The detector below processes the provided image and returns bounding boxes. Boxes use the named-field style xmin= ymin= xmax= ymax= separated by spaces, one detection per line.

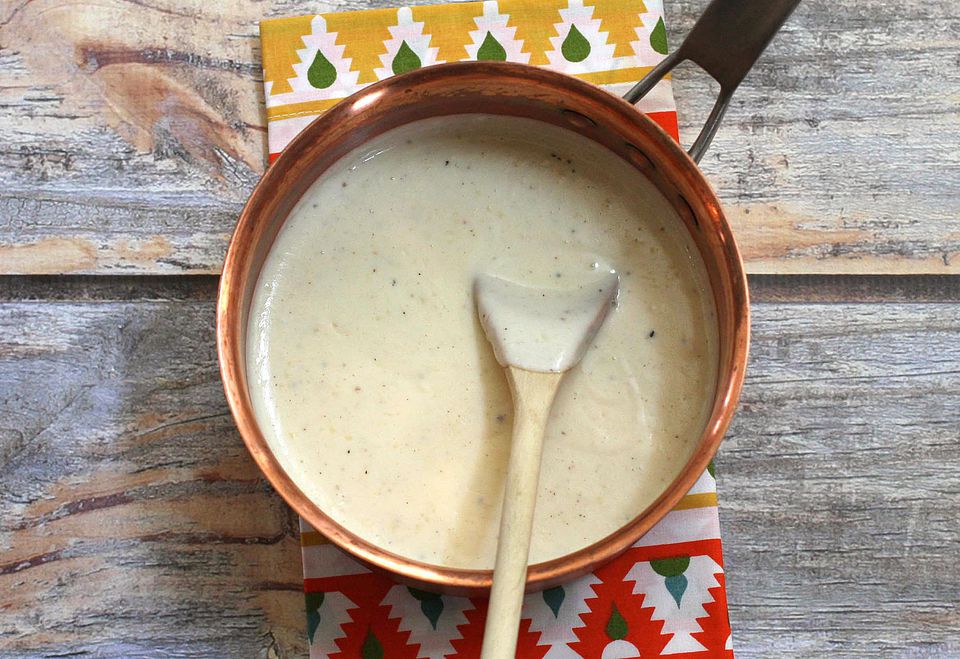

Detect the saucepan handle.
xmin=625 ymin=0 xmax=801 ymax=163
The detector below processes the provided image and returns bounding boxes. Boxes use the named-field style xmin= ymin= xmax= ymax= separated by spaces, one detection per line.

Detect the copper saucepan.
xmin=217 ymin=0 xmax=799 ymax=596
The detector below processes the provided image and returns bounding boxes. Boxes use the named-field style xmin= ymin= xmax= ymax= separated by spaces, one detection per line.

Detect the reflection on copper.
xmin=352 ymin=88 xmax=386 ymax=113
xmin=217 ymin=62 xmax=750 ymax=596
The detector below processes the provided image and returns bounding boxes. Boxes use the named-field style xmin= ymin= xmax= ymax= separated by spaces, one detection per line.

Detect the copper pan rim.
xmin=217 ymin=61 xmax=750 ymax=596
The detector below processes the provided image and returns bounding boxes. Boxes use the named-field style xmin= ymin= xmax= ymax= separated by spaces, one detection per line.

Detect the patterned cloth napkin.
xmin=260 ymin=1 xmax=733 ymax=655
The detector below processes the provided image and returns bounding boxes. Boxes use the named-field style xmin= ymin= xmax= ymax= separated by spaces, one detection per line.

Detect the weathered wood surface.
xmin=0 ymin=281 xmax=957 ymax=656
xmin=722 ymin=295 xmax=960 ymax=657
xmin=1 ymin=0 xmax=958 ymax=275
xmin=2 ymin=0 xmax=959 ymax=654
xmin=0 ymin=292 xmax=308 ymax=657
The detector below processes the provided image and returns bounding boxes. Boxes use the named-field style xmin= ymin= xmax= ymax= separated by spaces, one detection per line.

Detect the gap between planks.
xmin=0 ymin=274 xmax=957 ymax=303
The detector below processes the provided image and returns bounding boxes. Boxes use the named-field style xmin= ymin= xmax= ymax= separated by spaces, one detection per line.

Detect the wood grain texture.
xmin=666 ymin=0 xmax=960 ymax=275
xmin=722 ymin=301 xmax=960 ymax=656
xmin=0 ymin=290 xmax=957 ymax=656
xmin=0 ymin=298 xmax=307 ymax=657
xmin=1 ymin=0 xmax=957 ymax=275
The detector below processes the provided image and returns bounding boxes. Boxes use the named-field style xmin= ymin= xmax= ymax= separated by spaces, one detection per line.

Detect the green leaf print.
xmin=477 ymin=31 xmax=507 ymax=61
xmin=650 ymin=555 xmax=690 ymax=577
xmin=408 ymin=587 xmax=444 ymax=629
xmin=665 ymin=573 xmax=688 ymax=607
xmin=307 ymin=50 xmax=337 ymax=89
xmin=652 ymin=557 xmax=690 ymax=606
xmin=650 ymin=16 xmax=669 ymax=55
xmin=421 ymin=597 xmax=443 ymax=629
xmin=304 ymin=591 xmax=324 ymax=642
xmin=392 ymin=41 xmax=422 ymax=75
xmin=605 ymin=603 xmax=628 ymax=640
xmin=561 ymin=25 xmax=591 ymax=62
xmin=707 ymin=460 xmax=716 ymax=478
xmin=361 ymin=627 xmax=384 ymax=659
xmin=306 ymin=610 xmax=321 ymax=643
xmin=543 ymin=586 xmax=565 ymax=618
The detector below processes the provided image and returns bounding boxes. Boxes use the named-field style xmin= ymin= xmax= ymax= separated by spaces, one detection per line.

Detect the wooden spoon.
xmin=474 ymin=271 xmax=620 ymax=659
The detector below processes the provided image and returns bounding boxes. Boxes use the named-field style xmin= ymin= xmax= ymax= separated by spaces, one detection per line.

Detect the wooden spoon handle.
xmin=481 ymin=367 xmax=564 ymax=659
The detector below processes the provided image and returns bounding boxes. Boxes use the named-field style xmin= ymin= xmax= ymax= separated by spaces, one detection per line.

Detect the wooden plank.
xmin=721 ymin=301 xmax=960 ymax=656
xmin=0 ymin=0 xmax=957 ymax=275
xmin=666 ymin=0 xmax=960 ymax=275
xmin=0 ymin=298 xmax=308 ymax=657
xmin=0 ymin=290 xmax=957 ymax=655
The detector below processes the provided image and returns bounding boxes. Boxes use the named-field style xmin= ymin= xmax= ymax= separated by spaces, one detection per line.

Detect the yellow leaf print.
xmin=411 ymin=3 xmax=484 ymax=62
xmin=498 ymin=0 xmax=569 ymax=65
xmin=324 ymin=8 xmax=397 ymax=84
xmin=261 ymin=15 xmax=314 ymax=95
xmin=589 ymin=0 xmax=647 ymax=58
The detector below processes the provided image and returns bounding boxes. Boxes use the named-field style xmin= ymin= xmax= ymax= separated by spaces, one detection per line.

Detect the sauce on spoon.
xmin=475 ymin=271 xmax=620 ymax=372
xmin=475 ymin=271 xmax=620 ymax=659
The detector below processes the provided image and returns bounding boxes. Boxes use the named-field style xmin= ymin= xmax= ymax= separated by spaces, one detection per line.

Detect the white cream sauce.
xmin=247 ymin=115 xmax=718 ymax=569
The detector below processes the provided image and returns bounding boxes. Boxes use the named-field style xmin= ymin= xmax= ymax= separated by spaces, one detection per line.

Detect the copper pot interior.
xmin=220 ymin=64 xmax=748 ymax=596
